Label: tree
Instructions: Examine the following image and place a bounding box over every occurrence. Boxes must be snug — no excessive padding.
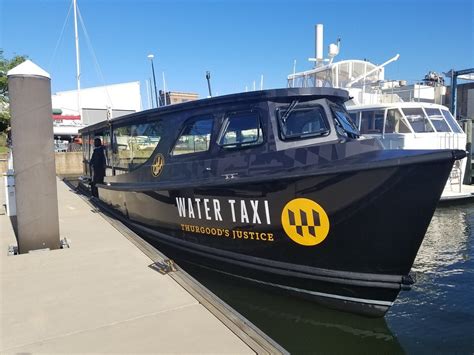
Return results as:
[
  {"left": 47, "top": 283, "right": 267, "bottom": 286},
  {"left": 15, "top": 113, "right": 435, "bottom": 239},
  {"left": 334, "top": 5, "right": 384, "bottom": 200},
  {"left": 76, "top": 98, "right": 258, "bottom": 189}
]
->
[{"left": 0, "top": 49, "right": 28, "bottom": 132}]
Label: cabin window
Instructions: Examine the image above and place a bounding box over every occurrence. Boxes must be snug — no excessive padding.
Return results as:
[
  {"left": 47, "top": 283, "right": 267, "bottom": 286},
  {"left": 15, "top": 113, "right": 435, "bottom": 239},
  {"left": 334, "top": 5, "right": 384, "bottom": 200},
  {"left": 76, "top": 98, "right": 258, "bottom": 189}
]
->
[
  {"left": 384, "top": 109, "right": 411, "bottom": 133},
  {"left": 82, "top": 134, "right": 90, "bottom": 175},
  {"left": 402, "top": 108, "right": 434, "bottom": 133},
  {"left": 171, "top": 117, "right": 213, "bottom": 155},
  {"left": 424, "top": 108, "right": 451, "bottom": 132},
  {"left": 278, "top": 103, "right": 330, "bottom": 140},
  {"left": 331, "top": 105, "right": 360, "bottom": 138},
  {"left": 90, "top": 131, "right": 110, "bottom": 162},
  {"left": 218, "top": 112, "right": 263, "bottom": 148},
  {"left": 349, "top": 111, "right": 362, "bottom": 130},
  {"left": 113, "top": 122, "right": 163, "bottom": 170},
  {"left": 441, "top": 110, "right": 463, "bottom": 133},
  {"left": 360, "top": 110, "right": 384, "bottom": 134}
]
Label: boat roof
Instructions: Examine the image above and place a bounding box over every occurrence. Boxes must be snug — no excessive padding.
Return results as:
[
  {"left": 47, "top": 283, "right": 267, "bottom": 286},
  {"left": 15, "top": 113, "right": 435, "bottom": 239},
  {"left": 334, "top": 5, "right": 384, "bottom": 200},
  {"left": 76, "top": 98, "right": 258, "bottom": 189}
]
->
[
  {"left": 80, "top": 87, "right": 349, "bottom": 134},
  {"left": 346, "top": 102, "right": 450, "bottom": 111}
]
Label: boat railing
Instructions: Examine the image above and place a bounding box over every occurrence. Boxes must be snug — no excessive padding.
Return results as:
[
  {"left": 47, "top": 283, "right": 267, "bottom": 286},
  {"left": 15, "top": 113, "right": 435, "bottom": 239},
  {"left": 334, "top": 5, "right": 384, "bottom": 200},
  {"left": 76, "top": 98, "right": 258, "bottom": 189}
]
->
[{"left": 448, "top": 160, "right": 463, "bottom": 193}]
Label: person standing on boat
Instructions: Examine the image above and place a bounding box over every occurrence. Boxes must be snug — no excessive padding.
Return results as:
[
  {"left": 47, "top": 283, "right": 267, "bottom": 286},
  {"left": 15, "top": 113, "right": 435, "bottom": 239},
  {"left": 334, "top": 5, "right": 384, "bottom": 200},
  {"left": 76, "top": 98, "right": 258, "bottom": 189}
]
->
[{"left": 89, "top": 137, "right": 106, "bottom": 198}]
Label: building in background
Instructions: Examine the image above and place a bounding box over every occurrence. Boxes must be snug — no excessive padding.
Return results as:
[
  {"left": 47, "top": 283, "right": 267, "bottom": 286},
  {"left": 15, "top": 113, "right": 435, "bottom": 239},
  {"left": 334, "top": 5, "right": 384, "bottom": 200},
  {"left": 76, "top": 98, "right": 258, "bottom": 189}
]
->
[
  {"left": 52, "top": 81, "right": 141, "bottom": 125},
  {"left": 446, "top": 82, "right": 474, "bottom": 120},
  {"left": 159, "top": 90, "right": 198, "bottom": 106}
]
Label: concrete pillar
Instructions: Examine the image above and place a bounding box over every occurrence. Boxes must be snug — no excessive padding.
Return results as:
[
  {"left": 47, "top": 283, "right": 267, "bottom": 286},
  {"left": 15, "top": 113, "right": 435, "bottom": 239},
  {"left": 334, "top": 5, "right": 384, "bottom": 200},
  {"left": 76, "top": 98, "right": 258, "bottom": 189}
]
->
[{"left": 7, "top": 60, "right": 60, "bottom": 253}]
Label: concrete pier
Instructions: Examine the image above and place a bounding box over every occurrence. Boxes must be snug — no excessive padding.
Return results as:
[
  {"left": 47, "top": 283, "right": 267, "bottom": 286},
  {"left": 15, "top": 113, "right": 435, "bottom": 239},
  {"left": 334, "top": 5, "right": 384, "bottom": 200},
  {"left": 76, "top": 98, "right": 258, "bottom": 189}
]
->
[{"left": 0, "top": 179, "right": 285, "bottom": 353}]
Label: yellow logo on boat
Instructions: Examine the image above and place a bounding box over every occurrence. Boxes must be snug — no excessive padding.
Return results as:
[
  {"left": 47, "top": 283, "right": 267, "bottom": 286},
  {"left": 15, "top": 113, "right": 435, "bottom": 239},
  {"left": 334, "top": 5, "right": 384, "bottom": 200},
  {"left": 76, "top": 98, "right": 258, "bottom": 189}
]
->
[
  {"left": 151, "top": 153, "right": 165, "bottom": 177},
  {"left": 281, "top": 198, "right": 330, "bottom": 246}
]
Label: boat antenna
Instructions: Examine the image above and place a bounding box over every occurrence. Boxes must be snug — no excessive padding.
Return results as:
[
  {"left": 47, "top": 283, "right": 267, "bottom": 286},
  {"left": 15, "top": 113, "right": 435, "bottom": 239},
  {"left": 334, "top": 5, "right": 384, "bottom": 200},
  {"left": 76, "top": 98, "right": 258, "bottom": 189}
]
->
[{"left": 206, "top": 71, "right": 213, "bottom": 97}]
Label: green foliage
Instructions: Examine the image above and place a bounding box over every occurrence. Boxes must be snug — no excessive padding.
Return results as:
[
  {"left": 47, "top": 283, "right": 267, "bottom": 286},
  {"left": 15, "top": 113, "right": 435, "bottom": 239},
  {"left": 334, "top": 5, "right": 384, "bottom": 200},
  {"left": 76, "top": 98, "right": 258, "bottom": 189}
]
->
[
  {"left": 0, "top": 49, "right": 28, "bottom": 133},
  {"left": 0, "top": 111, "right": 9, "bottom": 132},
  {"left": 0, "top": 132, "right": 8, "bottom": 152}
]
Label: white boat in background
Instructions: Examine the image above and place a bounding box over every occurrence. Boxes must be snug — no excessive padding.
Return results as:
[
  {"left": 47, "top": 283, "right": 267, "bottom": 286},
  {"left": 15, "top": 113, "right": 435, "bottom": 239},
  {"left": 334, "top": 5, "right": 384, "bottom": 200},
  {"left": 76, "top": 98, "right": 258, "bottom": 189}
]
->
[{"left": 287, "top": 24, "right": 473, "bottom": 201}]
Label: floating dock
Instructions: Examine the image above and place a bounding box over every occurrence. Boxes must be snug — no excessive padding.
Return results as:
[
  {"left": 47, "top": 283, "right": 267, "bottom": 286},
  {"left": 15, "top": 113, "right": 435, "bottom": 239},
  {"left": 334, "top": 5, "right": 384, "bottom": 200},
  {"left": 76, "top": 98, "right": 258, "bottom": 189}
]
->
[{"left": 0, "top": 178, "right": 285, "bottom": 354}]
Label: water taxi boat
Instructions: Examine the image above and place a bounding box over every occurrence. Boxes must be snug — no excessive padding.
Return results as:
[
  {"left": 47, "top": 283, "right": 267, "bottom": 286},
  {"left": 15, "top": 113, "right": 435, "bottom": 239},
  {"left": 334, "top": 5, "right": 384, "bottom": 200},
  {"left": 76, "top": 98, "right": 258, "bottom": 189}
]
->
[{"left": 80, "top": 88, "right": 464, "bottom": 316}]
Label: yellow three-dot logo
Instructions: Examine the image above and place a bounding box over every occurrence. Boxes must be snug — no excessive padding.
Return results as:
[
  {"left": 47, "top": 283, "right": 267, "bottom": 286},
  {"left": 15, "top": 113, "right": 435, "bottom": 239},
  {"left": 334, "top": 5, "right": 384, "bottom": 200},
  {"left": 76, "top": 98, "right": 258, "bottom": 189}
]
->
[
  {"left": 151, "top": 153, "right": 165, "bottom": 177},
  {"left": 281, "top": 198, "right": 330, "bottom": 246}
]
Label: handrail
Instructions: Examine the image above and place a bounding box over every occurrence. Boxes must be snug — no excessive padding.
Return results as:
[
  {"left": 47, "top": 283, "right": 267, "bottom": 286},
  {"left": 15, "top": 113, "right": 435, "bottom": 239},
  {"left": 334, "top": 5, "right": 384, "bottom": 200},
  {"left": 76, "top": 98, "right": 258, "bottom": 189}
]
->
[{"left": 346, "top": 54, "right": 400, "bottom": 88}]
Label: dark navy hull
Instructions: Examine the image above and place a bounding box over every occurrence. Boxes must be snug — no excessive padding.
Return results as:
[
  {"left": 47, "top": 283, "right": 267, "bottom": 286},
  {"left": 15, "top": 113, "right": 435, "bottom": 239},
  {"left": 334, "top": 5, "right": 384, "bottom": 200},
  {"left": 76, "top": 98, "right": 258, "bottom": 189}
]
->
[{"left": 98, "top": 149, "right": 457, "bottom": 316}]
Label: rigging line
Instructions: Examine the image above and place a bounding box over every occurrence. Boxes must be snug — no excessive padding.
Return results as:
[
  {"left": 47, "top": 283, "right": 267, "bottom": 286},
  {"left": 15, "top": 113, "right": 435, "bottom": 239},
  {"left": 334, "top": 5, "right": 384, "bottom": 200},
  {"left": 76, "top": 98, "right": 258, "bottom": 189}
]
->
[
  {"left": 76, "top": 4, "right": 114, "bottom": 109},
  {"left": 48, "top": 0, "right": 74, "bottom": 71}
]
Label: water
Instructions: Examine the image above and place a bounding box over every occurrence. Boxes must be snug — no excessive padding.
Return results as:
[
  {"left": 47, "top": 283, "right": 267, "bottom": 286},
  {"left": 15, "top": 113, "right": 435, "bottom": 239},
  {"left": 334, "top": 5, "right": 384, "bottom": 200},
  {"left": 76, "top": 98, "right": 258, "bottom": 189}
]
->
[{"left": 177, "top": 202, "right": 474, "bottom": 354}]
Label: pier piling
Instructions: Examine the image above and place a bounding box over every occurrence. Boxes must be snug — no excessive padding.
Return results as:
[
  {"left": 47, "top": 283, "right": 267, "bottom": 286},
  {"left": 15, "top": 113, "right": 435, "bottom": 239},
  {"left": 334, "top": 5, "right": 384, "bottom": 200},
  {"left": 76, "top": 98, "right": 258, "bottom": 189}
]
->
[{"left": 7, "top": 60, "right": 60, "bottom": 253}]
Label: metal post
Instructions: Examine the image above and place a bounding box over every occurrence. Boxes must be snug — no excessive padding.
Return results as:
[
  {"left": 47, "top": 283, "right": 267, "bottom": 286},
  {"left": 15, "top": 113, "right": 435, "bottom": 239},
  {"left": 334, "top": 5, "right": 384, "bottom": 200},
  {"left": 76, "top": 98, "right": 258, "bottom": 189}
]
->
[
  {"left": 151, "top": 59, "right": 159, "bottom": 107},
  {"left": 206, "top": 71, "right": 212, "bottom": 97},
  {"left": 73, "top": 0, "right": 82, "bottom": 119},
  {"left": 464, "top": 119, "right": 472, "bottom": 185},
  {"left": 451, "top": 70, "right": 458, "bottom": 118},
  {"left": 7, "top": 60, "right": 60, "bottom": 253},
  {"left": 148, "top": 54, "right": 159, "bottom": 108},
  {"left": 162, "top": 71, "right": 167, "bottom": 106}
]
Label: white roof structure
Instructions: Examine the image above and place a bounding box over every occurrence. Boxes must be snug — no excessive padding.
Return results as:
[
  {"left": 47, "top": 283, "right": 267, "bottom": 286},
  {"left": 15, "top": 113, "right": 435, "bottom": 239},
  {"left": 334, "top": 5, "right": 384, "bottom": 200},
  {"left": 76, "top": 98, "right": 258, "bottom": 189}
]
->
[
  {"left": 52, "top": 81, "right": 141, "bottom": 116},
  {"left": 7, "top": 60, "right": 50, "bottom": 79}
]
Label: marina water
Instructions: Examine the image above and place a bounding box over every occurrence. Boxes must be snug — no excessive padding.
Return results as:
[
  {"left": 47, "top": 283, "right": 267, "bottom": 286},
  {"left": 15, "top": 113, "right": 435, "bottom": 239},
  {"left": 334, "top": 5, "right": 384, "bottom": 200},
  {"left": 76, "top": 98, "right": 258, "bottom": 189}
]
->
[{"left": 177, "top": 202, "right": 474, "bottom": 353}]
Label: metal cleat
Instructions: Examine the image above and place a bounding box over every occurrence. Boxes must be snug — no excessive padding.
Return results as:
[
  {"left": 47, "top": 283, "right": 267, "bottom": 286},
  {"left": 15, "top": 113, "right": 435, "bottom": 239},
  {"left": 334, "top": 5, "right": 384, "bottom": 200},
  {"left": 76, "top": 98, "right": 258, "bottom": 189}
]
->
[{"left": 149, "top": 259, "right": 178, "bottom": 274}]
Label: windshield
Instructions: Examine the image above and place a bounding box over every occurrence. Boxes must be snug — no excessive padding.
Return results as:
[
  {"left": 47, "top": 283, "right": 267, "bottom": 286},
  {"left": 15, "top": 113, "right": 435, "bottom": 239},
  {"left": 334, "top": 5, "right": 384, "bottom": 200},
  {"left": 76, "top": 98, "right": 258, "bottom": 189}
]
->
[
  {"left": 402, "top": 108, "right": 434, "bottom": 133},
  {"left": 441, "top": 110, "right": 463, "bottom": 133},
  {"left": 278, "top": 101, "right": 330, "bottom": 140},
  {"left": 332, "top": 105, "right": 360, "bottom": 138},
  {"left": 424, "top": 108, "right": 451, "bottom": 132}
]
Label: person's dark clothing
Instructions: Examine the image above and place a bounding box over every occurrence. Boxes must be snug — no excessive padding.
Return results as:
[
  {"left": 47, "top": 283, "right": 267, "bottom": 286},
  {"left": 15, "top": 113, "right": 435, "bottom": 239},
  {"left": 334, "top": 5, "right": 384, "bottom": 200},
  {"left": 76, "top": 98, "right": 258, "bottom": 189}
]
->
[{"left": 89, "top": 145, "right": 106, "bottom": 197}]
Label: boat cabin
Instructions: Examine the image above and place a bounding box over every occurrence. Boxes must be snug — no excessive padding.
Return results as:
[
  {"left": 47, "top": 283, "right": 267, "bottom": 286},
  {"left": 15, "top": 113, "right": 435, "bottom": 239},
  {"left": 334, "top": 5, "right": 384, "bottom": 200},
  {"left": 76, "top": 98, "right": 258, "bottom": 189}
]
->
[
  {"left": 346, "top": 102, "right": 465, "bottom": 150},
  {"left": 80, "top": 88, "right": 360, "bottom": 183}
]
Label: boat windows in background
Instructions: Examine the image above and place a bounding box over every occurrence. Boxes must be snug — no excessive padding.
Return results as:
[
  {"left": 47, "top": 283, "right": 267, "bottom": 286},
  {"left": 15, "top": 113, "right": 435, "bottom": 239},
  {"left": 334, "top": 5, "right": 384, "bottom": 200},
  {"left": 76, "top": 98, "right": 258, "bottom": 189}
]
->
[
  {"left": 113, "top": 122, "right": 162, "bottom": 170},
  {"left": 424, "top": 108, "right": 451, "bottom": 132},
  {"left": 384, "top": 109, "right": 411, "bottom": 134},
  {"left": 219, "top": 112, "right": 263, "bottom": 148},
  {"left": 351, "top": 107, "right": 461, "bottom": 135},
  {"left": 441, "top": 110, "right": 463, "bottom": 133},
  {"left": 402, "top": 108, "right": 435, "bottom": 133},
  {"left": 82, "top": 131, "right": 112, "bottom": 176},
  {"left": 359, "top": 110, "right": 384, "bottom": 134},
  {"left": 279, "top": 105, "right": 330, "bottom": 140},
  {"left": 171, "top": 117, "right": 213, "bottom": 156}
]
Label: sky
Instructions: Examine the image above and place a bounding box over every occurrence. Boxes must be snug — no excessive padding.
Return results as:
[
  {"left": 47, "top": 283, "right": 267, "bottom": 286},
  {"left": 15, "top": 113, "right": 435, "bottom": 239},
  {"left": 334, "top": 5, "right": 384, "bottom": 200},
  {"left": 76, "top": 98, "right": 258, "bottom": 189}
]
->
[{"left": 1, "top": 0, "right": 473, "bottom": 109}]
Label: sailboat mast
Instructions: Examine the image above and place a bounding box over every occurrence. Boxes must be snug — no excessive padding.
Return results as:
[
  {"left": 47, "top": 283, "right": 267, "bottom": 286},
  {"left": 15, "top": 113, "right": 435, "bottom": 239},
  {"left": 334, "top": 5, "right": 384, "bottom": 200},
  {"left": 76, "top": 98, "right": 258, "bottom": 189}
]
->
[{"left": 73, "top": 0, "right": 82, "bottom": 121}]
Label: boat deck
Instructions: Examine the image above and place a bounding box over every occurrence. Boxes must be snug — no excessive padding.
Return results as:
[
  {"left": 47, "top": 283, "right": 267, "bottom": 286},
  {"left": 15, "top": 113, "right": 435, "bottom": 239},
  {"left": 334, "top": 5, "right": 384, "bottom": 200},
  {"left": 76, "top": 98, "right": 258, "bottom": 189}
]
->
[
  {"left": 440, "top": 184, "right": 474, "bottom": 202},
  {"left": 0, "top": 178, "right": 284, "bottom": 354}
]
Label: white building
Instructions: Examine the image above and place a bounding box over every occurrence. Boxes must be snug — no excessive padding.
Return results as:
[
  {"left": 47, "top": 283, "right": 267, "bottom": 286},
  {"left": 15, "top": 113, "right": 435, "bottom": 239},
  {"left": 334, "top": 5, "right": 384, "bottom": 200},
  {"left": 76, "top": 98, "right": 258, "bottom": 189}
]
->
[{"left": 52, "top": 81, "right": 142, "bottom": 126}]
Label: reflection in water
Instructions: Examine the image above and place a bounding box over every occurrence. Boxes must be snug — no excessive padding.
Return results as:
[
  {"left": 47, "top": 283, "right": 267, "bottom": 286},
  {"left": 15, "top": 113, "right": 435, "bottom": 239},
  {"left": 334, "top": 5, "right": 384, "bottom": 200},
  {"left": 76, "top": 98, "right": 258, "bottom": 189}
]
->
[
  {"left": 387, "top": 204, "right": 474, "bottom": 353},
  {"left": 182, "top": 264, "right": 403, "bottom": 354},
  {"left": 411, "top": 206, "right": 469, "bottom": 275}
]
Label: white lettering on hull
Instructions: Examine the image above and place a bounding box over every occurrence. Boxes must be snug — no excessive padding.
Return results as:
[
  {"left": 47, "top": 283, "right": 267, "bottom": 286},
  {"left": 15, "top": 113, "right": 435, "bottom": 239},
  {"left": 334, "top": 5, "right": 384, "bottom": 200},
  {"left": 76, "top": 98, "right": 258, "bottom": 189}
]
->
[{"left": 175, "top": 197, "right": 271, "bottom": 225}]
